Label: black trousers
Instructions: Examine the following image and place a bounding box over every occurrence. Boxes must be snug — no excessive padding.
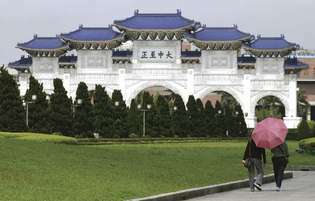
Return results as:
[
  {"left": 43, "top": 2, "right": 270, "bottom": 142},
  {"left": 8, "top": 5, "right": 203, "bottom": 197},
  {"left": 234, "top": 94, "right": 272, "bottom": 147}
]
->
[{"left": 272, "top": 157, "right": 288, "bottom": 188}]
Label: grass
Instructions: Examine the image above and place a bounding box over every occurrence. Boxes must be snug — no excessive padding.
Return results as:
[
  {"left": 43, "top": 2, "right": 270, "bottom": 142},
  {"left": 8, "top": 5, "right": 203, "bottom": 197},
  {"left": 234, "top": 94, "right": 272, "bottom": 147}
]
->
[{"left": 0, "top": 132, "right": 314, "bottom": 201}]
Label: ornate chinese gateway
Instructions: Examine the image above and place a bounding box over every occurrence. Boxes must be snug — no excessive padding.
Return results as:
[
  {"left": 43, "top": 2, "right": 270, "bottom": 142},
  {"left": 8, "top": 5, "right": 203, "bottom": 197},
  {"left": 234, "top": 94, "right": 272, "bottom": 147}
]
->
[{"left": 9, "top": 10, "right": 308, "bottom": 128}]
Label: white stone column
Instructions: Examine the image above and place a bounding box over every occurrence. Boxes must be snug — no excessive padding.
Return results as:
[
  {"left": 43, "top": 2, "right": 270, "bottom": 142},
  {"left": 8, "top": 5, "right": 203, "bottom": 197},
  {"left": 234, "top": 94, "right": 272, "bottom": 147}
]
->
[
  {"left": 283, "top": 74, "right": 301, "bottom": 128},
  {"left": 118, "top": 68, "right": 126, "bottom": 99},
  {"left": 186, "top": 68, "right": 194, "bottom": 103},
  {"left": 244, "top": 74, "right": 256, "bottom": 128}
]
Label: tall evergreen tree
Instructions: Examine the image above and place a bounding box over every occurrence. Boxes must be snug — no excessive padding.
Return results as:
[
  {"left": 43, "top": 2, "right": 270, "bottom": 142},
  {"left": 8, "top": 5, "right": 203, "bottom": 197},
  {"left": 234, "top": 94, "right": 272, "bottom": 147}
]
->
[
  {"left": 49, "top": 78, "right": 73, "bottom": 135},
  {"left": 196, "top": 98, "right": 206, "bottom": 137},
  {"left": 154, "top": 95, "right": 171, "bottom": 137},
  {"left": 93, "top": 85, "right": 113, "bottom": 138},
  {"left": 24, "top": 76, "right": 49, "bottom": 133},
  {"left": 204, "top": 101, "right": 215, "bottom": 137},
  {"left": 232, "top": 105, "right": 248, "bottom": 137},
  {"left": 73, "top": 82, "right": 93, "bottom": 137},
  {"left": 186, "top": 95, "right": 199, "bottom": 137},
  {"left": 111, "top": 90, "right": 127, "bottom": 138},
  {"left": 0, "top": 67, "right": 25, "bottom": 131},
  {"left": 171, "top": 94, "right": 188, "bottom": 137},
  {"left": 214, "top": 101, "right": 225, "bottom": 136},
  {"left": 126, "top": 99, "right": 140, "bottom": 136}
]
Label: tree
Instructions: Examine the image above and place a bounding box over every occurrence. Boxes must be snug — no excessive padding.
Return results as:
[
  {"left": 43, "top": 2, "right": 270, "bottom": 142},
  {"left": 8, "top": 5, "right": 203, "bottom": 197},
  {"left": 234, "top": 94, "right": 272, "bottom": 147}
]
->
[
  {"left": 93, "top": 85, "right": 113, "bottom": 138},
  {"left": 214, "top": 101, "right": 225, "bottom": 136},
  {"left": 154, "top": 95, "right": 171, "bottom": 137},
  {"left": 73, "top": 82, "right": 93, "bottom": 137},
  {"left": 137, "top": 91, "right": 155, "bottom": 137},
  {"left": 24, "top": 76, "right": 49, "bottom": 133},
  {"left": 196, "top": 98, "right": 206, "bottom": 137},
  {"left": 232, "top": 105, "right": 248, "bottom": 137},
  {"left": 111, "top": 90, "right": 127, "bottom": 138},
  {"left": 186, "top": 95, "right": 199, "bottom": 137},
  {"left": 171, "top": 94, "right": 188, "bottom": 137},
  {"left": 126, "top": 99, "right": 140, "bottom": 136},
  {"left": 0, "top": 67, "right": 25, "bottom": 131},
  {"left": 49, "top": 78, "right": 73, "bottom": 136},
  {"left": 204, "top": 101, "right": 215, "bottom": 137}
]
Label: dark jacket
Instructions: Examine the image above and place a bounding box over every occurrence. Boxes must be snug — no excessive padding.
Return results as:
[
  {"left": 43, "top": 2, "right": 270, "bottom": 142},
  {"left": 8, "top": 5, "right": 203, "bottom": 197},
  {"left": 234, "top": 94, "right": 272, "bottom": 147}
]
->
[
  {"left": 243, "top": 139, "right": 266, "bottom": 163},
  {"left": 271, "top": 142, "right": 289, "bottom": 158}
]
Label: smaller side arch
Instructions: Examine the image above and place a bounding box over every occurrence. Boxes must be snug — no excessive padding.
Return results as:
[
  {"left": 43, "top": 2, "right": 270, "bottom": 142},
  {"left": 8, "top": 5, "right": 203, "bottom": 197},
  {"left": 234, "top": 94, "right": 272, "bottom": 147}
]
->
[
  {"left": 250, "top": 92, "right": 289, "bottom": 117},
  {"left": 194, "top": 86, "right": 245, "bottom": 112}
]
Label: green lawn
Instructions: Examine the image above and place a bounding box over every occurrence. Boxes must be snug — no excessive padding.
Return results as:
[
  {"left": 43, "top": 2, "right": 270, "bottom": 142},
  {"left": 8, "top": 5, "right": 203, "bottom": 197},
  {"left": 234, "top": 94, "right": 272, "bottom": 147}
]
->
[{"left": 0, "top": 132, "right": 314, "bottom": 201}]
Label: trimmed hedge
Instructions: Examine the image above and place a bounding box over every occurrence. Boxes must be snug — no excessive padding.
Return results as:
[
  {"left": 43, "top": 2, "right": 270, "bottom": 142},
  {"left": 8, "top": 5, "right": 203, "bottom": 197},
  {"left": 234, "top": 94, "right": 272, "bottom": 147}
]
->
[
  {"left": 0, "top": 132, "right": 77, "bottom": 144},
  {"left": 76, "top": 137, "right": 247, "bottom": 145},
  {"left": 299, "top": 137, "right": 315, "bottom": 153}
]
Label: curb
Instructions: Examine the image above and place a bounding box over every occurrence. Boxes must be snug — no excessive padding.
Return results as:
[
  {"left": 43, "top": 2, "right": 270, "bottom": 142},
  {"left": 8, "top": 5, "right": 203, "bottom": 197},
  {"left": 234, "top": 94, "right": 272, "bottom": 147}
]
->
[
  {"left": 287, "top": 165, "right": 315, "bottom": 171},
  {"left": 127, "top": 172, "right": 293, "bottom": 201}
]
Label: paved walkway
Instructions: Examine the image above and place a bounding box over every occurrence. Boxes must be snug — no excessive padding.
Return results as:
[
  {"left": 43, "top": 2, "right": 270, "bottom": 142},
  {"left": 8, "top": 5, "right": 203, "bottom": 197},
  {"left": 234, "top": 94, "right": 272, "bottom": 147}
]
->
[{"left": 187, "top": 171, "right": 315, "bottom": 201}]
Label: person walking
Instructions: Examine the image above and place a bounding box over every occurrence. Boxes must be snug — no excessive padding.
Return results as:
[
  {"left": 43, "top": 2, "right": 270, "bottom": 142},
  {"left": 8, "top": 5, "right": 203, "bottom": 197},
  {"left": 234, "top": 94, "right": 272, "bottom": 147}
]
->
[
  {"left": 242, "top": 136, "right": 266, "bottom": 192},
  {"left": 271, "top": 142, "right": 289, "bottom": 191}
]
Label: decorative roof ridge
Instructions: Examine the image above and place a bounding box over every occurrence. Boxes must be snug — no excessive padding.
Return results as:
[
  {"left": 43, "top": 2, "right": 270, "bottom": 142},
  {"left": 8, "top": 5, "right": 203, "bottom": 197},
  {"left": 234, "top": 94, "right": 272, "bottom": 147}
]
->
[
  {"left": 113, "top": 10, "right": 194, "bottom": 26},
  {"left": 61, "top": 25, "right": 120, "bottom": 36},
  {"left": 17, "top": 35, "right": 67, "bottom": 49},
  {"left": 248, "top": 35, "right": 299, "bottom": 50}
]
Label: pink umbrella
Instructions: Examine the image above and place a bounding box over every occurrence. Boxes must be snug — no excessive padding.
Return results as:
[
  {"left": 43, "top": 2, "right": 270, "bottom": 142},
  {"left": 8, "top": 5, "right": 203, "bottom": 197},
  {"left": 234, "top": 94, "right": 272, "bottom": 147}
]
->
[{"left": 252, "top": 117, "right": 288, "bottom": 149}]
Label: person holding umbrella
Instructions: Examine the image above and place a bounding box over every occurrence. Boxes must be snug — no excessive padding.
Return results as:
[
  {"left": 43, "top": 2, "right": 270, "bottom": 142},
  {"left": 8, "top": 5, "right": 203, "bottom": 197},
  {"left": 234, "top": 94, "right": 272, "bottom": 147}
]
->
[
  {"left": 242, "top": 134, "right": 266, "bottom": 192},
  {"left": 271, "top": 142, "right": 289, "bottom": 191},
  {"left": 251, "top": 117, "right": 289, "bottom": 191}
]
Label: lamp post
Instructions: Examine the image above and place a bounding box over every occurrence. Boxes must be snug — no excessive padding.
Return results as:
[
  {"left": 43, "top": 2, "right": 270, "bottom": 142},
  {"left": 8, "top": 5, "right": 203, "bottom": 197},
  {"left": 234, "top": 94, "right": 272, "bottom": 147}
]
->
[
  {"left": 72, "top": 98, "right": 82, "bottom": 117},
  {"left": 23, "top": 94, "right": 37, "bottom": 128},
  {"left": 137, "top": 104, "right": 152, "bottom": 137}
]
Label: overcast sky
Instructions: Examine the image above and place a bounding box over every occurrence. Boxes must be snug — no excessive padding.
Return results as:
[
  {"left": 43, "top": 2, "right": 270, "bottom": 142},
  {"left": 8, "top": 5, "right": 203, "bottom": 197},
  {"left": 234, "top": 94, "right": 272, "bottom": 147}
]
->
[{"left": 1, "top": 0, "right": 314, "bottom": 65}]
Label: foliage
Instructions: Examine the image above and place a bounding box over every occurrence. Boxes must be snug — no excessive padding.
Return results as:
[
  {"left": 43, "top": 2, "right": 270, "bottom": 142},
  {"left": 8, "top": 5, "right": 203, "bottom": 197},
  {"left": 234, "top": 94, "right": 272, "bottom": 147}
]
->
[
  {"left": 186, "top": 95, "right": 199, "bottom": 137},
  {"left": 299, "top": 137, "right": 315, "bottom": 153},
  {"left": 111, "top": 90, "right": 128, "bottom": 138},
  {"left": 171, "top": 94, "right": 188, "bottom": 137},
  {"left": 214, "top": 101, "right": 225, "bottom": 136},
  {"left": 297, "top": 119, "right": 312, "bottom": 139},
  {"left": 232, "top": 105, "right": 248, "bottom": 137},
  {"left": 73, "top": 82, "right": 93, "bottom": 137},
  {"left": 24, "top": 76, "right": 49, "bottom": 133},
  {"left": 126, "top": 99, "right": 140, "bottom": 136},
  {"left": 255, "top": 96, "right": 284, "bottom": 122},
  {"left": 93, "top": 85, "right": 113, "bottom": 138},
  {"left": 0, "top": 132, "right": 76, "bottom": 144},
  {"left": 297, "top": 90, "right": 309, "bottom": 120},
  {"left": 49, "top": 79, "right": 73, "bottom": 136},
  {"left": 152, "top": 95, "right": 171, "bottom": 137},
  {"left": 0, "top": 67, "right": 25, "bottom": 131},
  {"left": 204, "top": 101, "right": 215, "bottom": 137}
]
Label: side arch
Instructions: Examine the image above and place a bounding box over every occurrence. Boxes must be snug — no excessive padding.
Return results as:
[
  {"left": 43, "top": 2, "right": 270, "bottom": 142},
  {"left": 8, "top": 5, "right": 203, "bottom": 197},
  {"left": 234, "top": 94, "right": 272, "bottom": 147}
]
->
[
  {"left": 194, "top": 86, "right": 245, "bottom": 112},
  {"left": 124, "top": 81, "right": 188, "bottom": 106},
  {"left": 250, "top": 92, "right": 289, "bottom": 117}
]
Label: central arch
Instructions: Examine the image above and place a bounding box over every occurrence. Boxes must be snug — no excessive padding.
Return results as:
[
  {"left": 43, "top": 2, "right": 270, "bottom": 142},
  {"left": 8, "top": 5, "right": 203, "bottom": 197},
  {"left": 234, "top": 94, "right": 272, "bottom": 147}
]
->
[{"left": 125, "top": 81, "right": 188, "bottom": 106}]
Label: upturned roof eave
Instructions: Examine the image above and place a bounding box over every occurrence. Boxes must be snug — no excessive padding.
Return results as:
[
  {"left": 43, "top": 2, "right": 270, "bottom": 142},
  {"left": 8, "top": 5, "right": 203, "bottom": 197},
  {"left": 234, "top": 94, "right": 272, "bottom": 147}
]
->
[
  {"left": 16, "top": 45, "right": 69, "bottom": 52},
  {"left": 113, "top": 23, "right": 195, "bottom": 32},
  {"left": 185, "top": 34, "right": 251, "bottom": 43},
  {"left": 60, "top": 34, "right": 125, "bottom": 43}
]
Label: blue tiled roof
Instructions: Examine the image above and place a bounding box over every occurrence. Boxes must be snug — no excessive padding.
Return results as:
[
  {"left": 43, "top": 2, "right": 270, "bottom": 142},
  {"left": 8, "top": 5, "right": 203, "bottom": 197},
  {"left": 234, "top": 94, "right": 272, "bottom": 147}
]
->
[
  {"left": 181, "top": 50, "right": 201, "bottom": 57},
  {"left": 114, "top": 10, "right": 195, "bottom": 30},
  {"left": 59, "top": 55, "right": 77, "bottom": 63},
  {"left": 8, "top": 56, "right": 32, "bottom": 70},
  {"left": 17, "top": 35, "right": 67, "bottom": 50},
  {"left": 61, "top": 26, "right": 123, "bottom": 41},
  {"left": 248, "top": 35, "right": 297, "bottom": 50},
  {"left": 112, "top": 50, "right": 133, "bottom": 57},
  {"left": 186, "top": 26, "right": 251, "bottom": 41},
  {"left": 237, "top": 55, "right": 256, "bottom": 63},
  {"left": 284, "top": 57, "right": 308, "bottom": 69}
]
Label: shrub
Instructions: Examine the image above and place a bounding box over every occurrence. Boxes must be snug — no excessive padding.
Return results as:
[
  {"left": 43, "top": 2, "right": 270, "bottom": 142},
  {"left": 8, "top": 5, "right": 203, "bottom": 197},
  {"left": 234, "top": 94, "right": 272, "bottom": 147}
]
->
[
  {"left": 297, "top": 119, "right": 312, "bottom": 139},
  {"left": 128, "top": 133, "right": 138, "bottom": 138},
  {"left": 299, "top": 137, "right": 315, "bottom": 153}
]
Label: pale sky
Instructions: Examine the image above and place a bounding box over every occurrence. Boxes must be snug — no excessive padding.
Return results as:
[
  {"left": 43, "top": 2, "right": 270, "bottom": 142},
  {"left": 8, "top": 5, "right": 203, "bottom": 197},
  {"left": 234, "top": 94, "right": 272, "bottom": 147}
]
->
[{"left": 1, "top": 0, "right": 314, "bottom": 65}]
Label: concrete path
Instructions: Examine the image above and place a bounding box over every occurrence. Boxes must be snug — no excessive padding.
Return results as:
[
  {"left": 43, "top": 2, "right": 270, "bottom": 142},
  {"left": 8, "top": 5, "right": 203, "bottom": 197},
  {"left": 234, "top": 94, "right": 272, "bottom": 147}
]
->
[{"left": 187, "top": 171, "right": 315, "bottom": 201}]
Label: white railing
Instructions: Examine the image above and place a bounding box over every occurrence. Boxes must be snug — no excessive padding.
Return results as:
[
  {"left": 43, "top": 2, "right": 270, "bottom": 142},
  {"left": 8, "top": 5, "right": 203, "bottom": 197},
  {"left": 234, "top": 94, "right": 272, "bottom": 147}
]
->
[
  {"left": 126, "top": 68, "right": 186, "bottom": 80},
  {"left": 75, "top": 73, "right": 118, "bottom": 84},
  {"left": 194, "top": 74, "right": 243, "bottom": 85},
  {"left": 251, "top": 79, "right": 290, "bottom": 91}
]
